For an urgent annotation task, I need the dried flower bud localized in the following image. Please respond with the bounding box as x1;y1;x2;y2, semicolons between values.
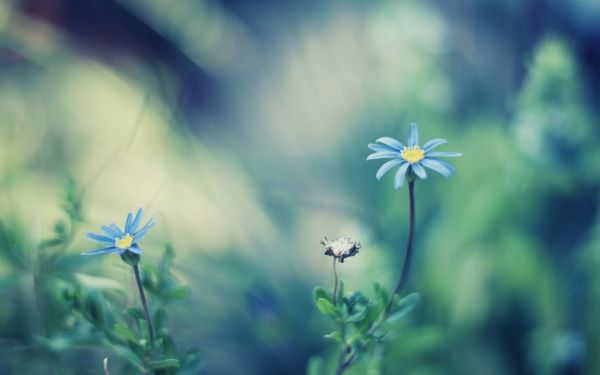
321;236;361;263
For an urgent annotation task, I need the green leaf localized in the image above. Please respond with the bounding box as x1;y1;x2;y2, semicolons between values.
306;356;325;375
160;244;175;273
161;334;178;357
154;307;168;330
34;334;73;352
373;282;389;306
148;358;180;370
387;293;420;322
108;344;145;372
53;221;67;236
312;286;331;305
371;298;385;318
0;222;28;267
83;291;105;328
347;331;368;351
180;349;202;370
126;307;145;321
345;291;368;309
323;331;344;343
39;238;64;249
138;318;150;344
346;305;368;323
60;283;77;302
142;265;160;290
316;298;337;316
163;285;190;299
111;323;146;351
112;323;135;340
75;273;124;291
369;328;391;342
62;178;84;223
356;300;384;332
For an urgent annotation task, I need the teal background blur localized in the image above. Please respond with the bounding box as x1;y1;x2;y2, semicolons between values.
1;0;600;374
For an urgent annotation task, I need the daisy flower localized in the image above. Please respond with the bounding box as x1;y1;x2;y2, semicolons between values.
367;123;462;188
83;208;155;256
321;236;361;263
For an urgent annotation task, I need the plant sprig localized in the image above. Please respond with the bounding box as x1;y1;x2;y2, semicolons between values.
311;281;419;375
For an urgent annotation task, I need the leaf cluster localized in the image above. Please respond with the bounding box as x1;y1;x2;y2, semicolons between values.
310;280;419;374
0;179;201;374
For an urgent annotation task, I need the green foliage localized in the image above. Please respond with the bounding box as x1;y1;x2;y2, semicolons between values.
311;282;419;374
0;1;599;373
0;179;201;374
386;293;419;322
79;245;200;374
316;298;338;317
141;245;191;301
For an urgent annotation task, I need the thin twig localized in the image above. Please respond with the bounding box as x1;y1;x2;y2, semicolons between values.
386;180;416;313
335;345;355;375
332;257;338;305
132;264;154;344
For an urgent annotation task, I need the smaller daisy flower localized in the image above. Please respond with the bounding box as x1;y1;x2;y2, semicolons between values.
367;123;462;189
321;236;361;263
83;208;155;256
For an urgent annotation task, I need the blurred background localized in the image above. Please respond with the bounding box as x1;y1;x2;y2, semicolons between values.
0;0;599;374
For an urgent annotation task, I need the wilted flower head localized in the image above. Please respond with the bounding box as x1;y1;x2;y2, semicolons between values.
367;123;462;189
321;236;361;263
83;207;154;257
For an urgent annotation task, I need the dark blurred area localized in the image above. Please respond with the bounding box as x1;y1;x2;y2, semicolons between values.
15;0;600;123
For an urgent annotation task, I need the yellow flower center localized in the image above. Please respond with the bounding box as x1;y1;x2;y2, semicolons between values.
115;234;133;249
400;146;425;164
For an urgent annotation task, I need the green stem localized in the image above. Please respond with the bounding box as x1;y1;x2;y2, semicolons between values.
132;265;154;345
386;179;415;313
334;344;355;375
332;258;338;306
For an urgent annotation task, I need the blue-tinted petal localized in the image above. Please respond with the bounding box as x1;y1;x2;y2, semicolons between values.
411;163;427;179
130;244;143;254
130;208;143;233
407;123;419;147
124;212;133;233
375;137;405;151
100;224;121;238
368;143;397;153
376;159;404;180
366;151;400;160
81;246;119;256
108;223;124;237
86;232;115;245
422;138;447;152
426;151;463;158
133;219;155;242
421;158;455;177
394;162;410;189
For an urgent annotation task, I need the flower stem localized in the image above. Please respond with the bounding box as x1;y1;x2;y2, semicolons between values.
332;258;338;306
386;179;415;313
132;264;154;345
334;345;354;375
